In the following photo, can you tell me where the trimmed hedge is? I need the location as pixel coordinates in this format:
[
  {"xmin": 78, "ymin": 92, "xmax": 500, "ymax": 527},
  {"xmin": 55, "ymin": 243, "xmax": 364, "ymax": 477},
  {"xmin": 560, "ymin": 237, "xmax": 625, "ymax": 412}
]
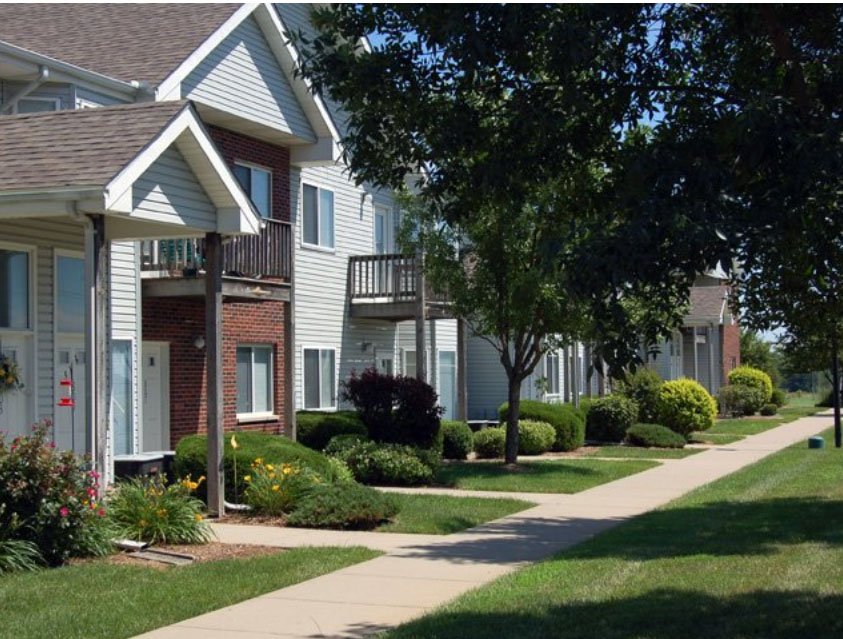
[
  {"xmin": 441, "ymin": 421, "xmax": 474, "ymax": 460},
  {"xmin": 770, "ymin": 388, "xmax": 787, "ymax": 407},
  {"xmin": 626, "ymin": 423, "xmax": 686, "ymax": 449},
  {"xmin": 657, "ymin": 378, "xmax": 717, "ymax": 436},
  {"xmin": 173, "ymin": 432, "xmax": 332, "ymax": 502},
  {"xmin": 473, "ymin": 427, "xmax": 506, "ymax": 459},
  {"xmin": 296, "ymin": 410, "xmax": 367, "ymax": 451},
  {"xmin": 728, "ymin": 366, "xmax": 773, "ymax": 403},
  {"xmin": 331, "ymin": 441, "xmax": 435, "ymax": 486},
  {"xmin": 517, "ymin": 420, "xmax": 556, "ymax": 455},
  {"xmin": 287, "ymin": 483, "xmax": 399, "ymax": 530},
  {"xmin": 324, "ymin": 433, "xmax": 369, "ymax": 456},
  {"xmin": 498, "ymin": 400, "xmax": 585, "ymax": 451},
  {"xmin": 616, "ymin": 368, "xmax": 663, "ymax": 423},
  {"xmin": 719, "ymin": 384, "xmax": 767, "ymax": 416},
  {"xmin": 760, "ymin": 403, "xmax": 778, "ymax": 416},
  {"xmin": 585, "ymin": 395, "xmax": 639, "ymax": 443}
]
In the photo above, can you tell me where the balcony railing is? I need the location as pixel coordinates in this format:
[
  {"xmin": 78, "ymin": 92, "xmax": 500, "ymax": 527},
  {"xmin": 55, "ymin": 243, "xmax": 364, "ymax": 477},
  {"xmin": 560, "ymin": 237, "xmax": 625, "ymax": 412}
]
[
  {"xmin": 348, "ymin": 253, "xmax": 447, "ymax": 303},
  {"xmin": 141, "ymin": 219, "xmax": 292, "ymax": 281}
]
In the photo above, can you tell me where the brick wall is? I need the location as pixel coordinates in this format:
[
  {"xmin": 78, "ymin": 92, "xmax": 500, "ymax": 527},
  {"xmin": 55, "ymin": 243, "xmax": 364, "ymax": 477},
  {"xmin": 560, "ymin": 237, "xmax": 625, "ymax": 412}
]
[{"xmin": 721, "ymin": 322, "xmax": 741, "ymax": 383}]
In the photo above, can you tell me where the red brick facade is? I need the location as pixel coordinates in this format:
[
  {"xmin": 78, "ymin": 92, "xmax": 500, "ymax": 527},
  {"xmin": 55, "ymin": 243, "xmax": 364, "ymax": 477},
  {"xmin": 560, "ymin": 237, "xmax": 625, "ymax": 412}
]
[
  {"xmin": 141, "ymin": 126, "xmax": 291, "ymax": 448},
  {"xmin": 721, "ymin": 322, "xmax": 741, "ymax": 383}
]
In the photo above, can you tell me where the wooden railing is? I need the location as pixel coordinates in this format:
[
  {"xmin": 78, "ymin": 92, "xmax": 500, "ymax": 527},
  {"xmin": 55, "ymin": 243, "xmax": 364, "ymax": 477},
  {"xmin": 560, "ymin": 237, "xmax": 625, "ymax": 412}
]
[
  {"xmin": 348, "ymin": 253, "xmax": 447, "ymax": 303},
  {"xmin": 140, "ymin": 219, "xmax": 292, "ymax": 281}
]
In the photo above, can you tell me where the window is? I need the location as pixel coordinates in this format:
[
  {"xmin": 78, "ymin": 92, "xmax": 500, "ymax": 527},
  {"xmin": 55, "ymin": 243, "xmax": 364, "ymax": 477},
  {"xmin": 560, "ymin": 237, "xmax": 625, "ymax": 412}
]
[
  {"xmin": 14, "ymin": 97, "xmax": 60, "ymax": 114},
  {"xmin": 545, "ymin": 352, "xmax": 560, "ymax": 395},
  {"xmin": 56, "ymin": 255, "xmax": 84, "ymax": 333},
  {"xmin": 404, "ymin": 351, "xmax": 416, "ymax": 378},
  {"xmin": 0, "ymin": 248, "xmax": 29, "ymax": 330},
  {"xmin": 233, "ymin": 163, "xmax": 272, "ymax": 218},
  {"xmin": 111, "ymin": 340, "xmax": 134, "ymax": 455},
  {"xmin": 303, "ymin": 348, "xmax": 335, "ymax": 409},
  {"xmin": 236, "ymin": 345, "xmax": 273, "ymax": 415},
  {"xmin": 302, "ymin": 184, "xmax": 334, "ymax": 248}
]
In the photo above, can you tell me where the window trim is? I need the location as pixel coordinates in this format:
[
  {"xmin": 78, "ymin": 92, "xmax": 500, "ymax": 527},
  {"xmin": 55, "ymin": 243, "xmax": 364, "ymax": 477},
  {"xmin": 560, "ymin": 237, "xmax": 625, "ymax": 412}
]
[
  {"xmin": 0, "ymin": 241, "xmax": 35, "ymax": 334},
  {"xmin": 233, "ymin": 161, "xmax": 273, "ymax": 219},
  {"xmin": 301, "ymin": 345, "xmax": 337, "ymax": 411},
  {"xmin": 235, "ymin": 344, "xmax": 275, "ymax": 420},
  {"xmin": 300, "ymin": 183, "xmax": 335, "ymax": 252}
]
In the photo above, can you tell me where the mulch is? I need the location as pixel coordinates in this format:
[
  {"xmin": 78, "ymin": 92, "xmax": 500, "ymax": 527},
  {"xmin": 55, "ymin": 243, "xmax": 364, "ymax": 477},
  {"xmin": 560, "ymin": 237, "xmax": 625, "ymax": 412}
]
[{"xmin": 70, "ymin": 542, "xmax": 284, "ymax": 570}]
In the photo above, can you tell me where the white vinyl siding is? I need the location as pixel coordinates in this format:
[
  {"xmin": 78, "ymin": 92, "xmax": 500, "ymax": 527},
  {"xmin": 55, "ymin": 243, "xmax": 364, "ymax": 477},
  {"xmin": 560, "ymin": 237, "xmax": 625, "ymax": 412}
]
[{"xmin": 183, "ymin": 15, "xmax": 314, "ymax": 141}]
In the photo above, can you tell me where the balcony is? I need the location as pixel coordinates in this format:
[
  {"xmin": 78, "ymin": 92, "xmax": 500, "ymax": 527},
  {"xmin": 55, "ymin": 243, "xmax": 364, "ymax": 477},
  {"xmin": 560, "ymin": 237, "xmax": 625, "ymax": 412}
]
[
  {"xmin": 347, "ymin": 253, "xmax": 451, "ymax": 320},
  {"xmin": 140, "ymin": 219, "xmax": 291, "ymax": 302}
]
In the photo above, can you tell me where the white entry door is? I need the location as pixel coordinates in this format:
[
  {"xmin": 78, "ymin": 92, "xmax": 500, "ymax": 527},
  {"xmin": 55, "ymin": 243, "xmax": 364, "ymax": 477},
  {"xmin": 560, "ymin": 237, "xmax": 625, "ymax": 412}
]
[
  {"xmin": 54, "ymin": 340, "xmax": 86, "ymax": 455},
  {"xmin": 142, "ymin": 342, "xmax": 169, "ymax": 452}
]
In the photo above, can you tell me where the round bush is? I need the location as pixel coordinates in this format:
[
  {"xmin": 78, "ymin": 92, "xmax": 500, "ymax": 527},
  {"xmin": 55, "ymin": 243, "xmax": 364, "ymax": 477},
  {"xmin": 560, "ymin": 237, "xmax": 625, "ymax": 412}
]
[
  {"xmin": 473, "ymin": 427, "xmax": 506, "ymax": 459},
  {"xmin": 332, "ymin": 441, "xmax": 434, "ymax": 486},
  {"xmin": 517, "ymin": 420, "xmax": 556, "ymax": 455},
  {"xmin": 287, "ymin": 483, "xmax": 399, "ymax": 530},
  {"xmin": 760, "ymin": 403, "xmax": 778, "ymax": 416},
  {"xmin": 728, "ymin": 366, "xmax": 773, "ymax": 403},
  {"xmin": 296, "ymin": 411, "xmax": 367, "ymax": 451},
  {"xmin": 324, "ymin": 433, "xmax": 369, "ymax": 456},
  {"xmin": 626, "ymin": 423, "xmax": 686, "ymax": 449},
  {"xmin": 585, "ymin": 395, "xmax": 639, "ymax": 443},
  {"xmin": 657, "ymin": 378, "xmax": 717, "ymax": 436},
  {"xmin": 616, "ymin": 368, "xmax": 663, "ymax": 423},
  {"xmin": 441, "ymin": 421, "xmax": 474, "ymax": 460},
  {"xmin": 770, "ymin": 388, "xmax": 787, "ymax": 407},
  {"xmin": 498, "ymin": 399, "xmax": 585, "ymax": 451},
  {"xmin": 718, "ymin": 384, "xmax": 767, "ymax": 416}
]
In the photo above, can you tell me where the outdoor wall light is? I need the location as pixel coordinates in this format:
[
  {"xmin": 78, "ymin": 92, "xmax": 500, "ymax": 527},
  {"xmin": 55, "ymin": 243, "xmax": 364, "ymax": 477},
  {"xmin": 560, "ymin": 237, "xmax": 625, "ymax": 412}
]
[{"xmin": 193, "ymin": 335, "xmax": 206, "ymax": 350}]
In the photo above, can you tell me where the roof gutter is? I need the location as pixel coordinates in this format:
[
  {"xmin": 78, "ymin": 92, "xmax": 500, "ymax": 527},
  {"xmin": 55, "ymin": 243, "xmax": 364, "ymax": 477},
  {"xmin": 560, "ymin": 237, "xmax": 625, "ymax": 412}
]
[{"xmin": 0, "ymin": 64, "xmax": 49, "ymax": 113}]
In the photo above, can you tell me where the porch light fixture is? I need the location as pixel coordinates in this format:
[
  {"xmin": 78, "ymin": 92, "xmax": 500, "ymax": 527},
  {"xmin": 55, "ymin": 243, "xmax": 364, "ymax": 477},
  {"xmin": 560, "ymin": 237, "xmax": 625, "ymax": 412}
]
[{"xmin": 193, "ymin": 335, "xmax": 206, "ymax": 350}]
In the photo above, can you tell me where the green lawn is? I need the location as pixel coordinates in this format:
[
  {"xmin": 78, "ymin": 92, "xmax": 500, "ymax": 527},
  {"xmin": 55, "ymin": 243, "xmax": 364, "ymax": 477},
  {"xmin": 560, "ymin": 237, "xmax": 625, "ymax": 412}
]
[
  {"xmin": 0, "ymin": 546, "xmax": 379, "ymax": 639},
  {"xmin": 706, "ymin": 404, "xmax": 820, "ymax": 436},
  {"xmin": 435, "ymin": 459, "xmax": 658, "ymax": 494},
  {"xmin": 583, "ymin": 446, "xmax": 703, "ymax": 459},
  {"xmin": 688, "ymin": 432, "xmax": 745, "ymax": 445},
  {"xmin": 385, "ymin": 429, "xmax": 843, "ymax": 639},
  {"xmin": 377, "ymin": 493, "xmax": 534, "ymax": 534}
]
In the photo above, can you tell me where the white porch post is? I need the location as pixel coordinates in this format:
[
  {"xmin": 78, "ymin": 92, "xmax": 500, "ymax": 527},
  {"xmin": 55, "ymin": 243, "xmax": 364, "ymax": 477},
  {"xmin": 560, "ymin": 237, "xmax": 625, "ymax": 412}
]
[
  {"xmin": 707, "ymin": 324, "xmax": 716, "ymax": 393},
  {"xmin": 84, "ymin": 214, "xmax": 108, "ymax": 483},
  {"xmin": 205, "ymin": 232, "xmax": 225, "ymax": 516},
  {"xmin": 571, "ymin": 342, "xmax": 580, "ymax": 408},
  {"xmin": 457, "ymin": 318, "xmax": 468, "ymax": 421},
  {"xmin": 693, "ymin": 328, "xmax": 699, "ymax": 382}
]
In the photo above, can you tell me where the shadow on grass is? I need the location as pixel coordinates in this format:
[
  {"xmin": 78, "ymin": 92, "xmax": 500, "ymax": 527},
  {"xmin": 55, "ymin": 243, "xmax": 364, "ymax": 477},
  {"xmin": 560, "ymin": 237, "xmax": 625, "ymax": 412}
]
[
  {"xmin": 436, "ymin": 461, "xmax": 604, "ymax": 487},
  {"xmin": 374, "ymin": 589, "xmax": 843, "ymax": 639}
]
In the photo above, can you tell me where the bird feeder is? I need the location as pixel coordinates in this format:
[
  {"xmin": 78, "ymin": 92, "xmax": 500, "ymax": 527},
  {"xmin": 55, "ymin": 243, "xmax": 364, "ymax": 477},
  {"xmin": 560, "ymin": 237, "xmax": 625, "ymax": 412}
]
[{"xmin": 58, "ymin": 376, "xmax": 75, "ymax": 408}]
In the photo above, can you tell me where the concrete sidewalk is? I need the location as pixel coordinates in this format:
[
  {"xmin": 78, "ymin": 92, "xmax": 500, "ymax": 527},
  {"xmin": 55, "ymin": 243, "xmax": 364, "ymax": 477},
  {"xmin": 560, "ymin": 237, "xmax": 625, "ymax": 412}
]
[{"xmin": 135, "ymin": 412, "xmax": 832, "ymax": 639}]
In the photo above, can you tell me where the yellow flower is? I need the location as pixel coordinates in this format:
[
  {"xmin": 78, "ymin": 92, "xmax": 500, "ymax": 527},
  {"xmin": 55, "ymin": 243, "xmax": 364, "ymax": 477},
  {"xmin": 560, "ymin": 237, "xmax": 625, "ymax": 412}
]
[
  {"xmin": 230, "ymin": 434, "xmax": 239, "ymax": 449},
  {"xmin": 254, "ymin": 457, "xmax": 263, "ymax": 466},
  {"xmin": 194, "ymin": 514, "xmax": 204, "ymax": 522},
  {"xmin": 244, "ymin": 475, "xmax": 251, "ymax": 483},
  {"xmin": 268, "ymin": 472, "xmax": 276, "ymax": 479},
  {"xmin": 282, "ymin": 466, "xmax": 292, "ymax": 475},
  {"xmin": 271, "ymin": 485, "xmax": 280, "ymax": 492},
  {"xmin": 139, "ymin": 519, "xmax": 147, "ymax": 528},
  {"xmin": 156, "ymin": 508, "xmax": 167, "ymax": 518},
  {"xmin": 265, "ymin": 464, "xmax": 274, "ymax": 472}
]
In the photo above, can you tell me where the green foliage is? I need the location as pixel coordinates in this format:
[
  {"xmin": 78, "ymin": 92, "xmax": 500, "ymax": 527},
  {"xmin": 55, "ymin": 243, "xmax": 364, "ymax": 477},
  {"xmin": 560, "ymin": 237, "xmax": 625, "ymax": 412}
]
[
  {"xmin": 657, "ymin": 379, "xmax": 717, "ymax": 436},
  {"xmin": 586, "ymin": 395, "xmax": 639, "ymax": 443},
  {"xmin": 295, "ymin": 411, "xmax": 367, "ymax": 451},
  {"xmin": 173, "ymin": 432, "xmax": 331, "ymax": 503},
  {"xmin": 321, "ymin": 456, "xmax": 356, "ymax": 485},
  {"xmin": 286, "ymin": 483, "xmax": 399, "ymax": 530},
  {"xmin": 517, "ymin": 420, "xmax": 556, "ymax": 455},
  {"xmin": 499, "ymin": 400, "xmax": 585, "ymax": 452},
  {"xmin": 331, "ymin": 441, "xmax": 434, "ymax": 486},
  {"xmin": 0, "ymin": 539, "xmax": 42, "ymax": 573},
  {"xmin": 739, "ymin": 331, "xmax": 782, "ymax": 387},
  {"xmin": 441, "ymin": 421, "xmax": 474, "ymax": 460},
  {"xmin": 719, "ymin": 384, "xmax": 768, "ymax": 417},
  {"xmin": 242, "ymin": 459, "xmax": 321, "ymax": 516},
  {"xmin": 760, "ymin": 403, "xmax": 778, "ymax": 417},
  {"xmin": 615, "ymin": 368, "xmax": 663, "ymax": 423},
  {"xmin": 324, "ymin": 433, "xmax": 369, "ymax": 456},
  {"xmin": 728, "ymin": 366, "xmax": 774, "ymax": 403},
  {"xmin": 0, "ymin": 420, "xmax": 110, "ymax": 566},
  {"xmin": 577, "ymin": 398, "xmax": 593, "ymax": 423},
  {"xmin": 107, "ymin": 475, "xmax": 211, "ymax": 545},
  {"xmin": 473, "ymin": 428, "xmax": 506, "ymax": 459},
  {"xmin": 770, "ymin": 388, "xmax": 787, "ymax": 407},
  {"xmin": 625, "ymin": 423, "xmax": 686, "ymax": 449}
]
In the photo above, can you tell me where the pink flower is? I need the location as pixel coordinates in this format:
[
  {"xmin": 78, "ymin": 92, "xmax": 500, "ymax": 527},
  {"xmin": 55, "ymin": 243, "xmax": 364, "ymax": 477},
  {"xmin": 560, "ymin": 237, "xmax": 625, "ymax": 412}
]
[
  {"xmin": 97, "ymin": 508, "xmax": 106, "ymax": 517},
  {"xmin": 59, "ymin": 506, "xmax": 69, "ymax": 518},
  {"xmin": 86, "ymin": 487, "xmax": 96, "ymax": 497}
]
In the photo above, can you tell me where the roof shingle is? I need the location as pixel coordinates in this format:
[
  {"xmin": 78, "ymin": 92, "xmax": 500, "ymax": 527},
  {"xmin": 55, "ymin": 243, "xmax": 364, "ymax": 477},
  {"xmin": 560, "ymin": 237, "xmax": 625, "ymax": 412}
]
[
  {"xmin": 0, "ymin": 100, "xmax": 188, "ymax": 192},
  {"xmin": 687, "ymin": 285, "xmax": 729, "ymax": 322},
  {"xmin": 0, "ymin": 3, "xmax": 241, "ymax": 85}
]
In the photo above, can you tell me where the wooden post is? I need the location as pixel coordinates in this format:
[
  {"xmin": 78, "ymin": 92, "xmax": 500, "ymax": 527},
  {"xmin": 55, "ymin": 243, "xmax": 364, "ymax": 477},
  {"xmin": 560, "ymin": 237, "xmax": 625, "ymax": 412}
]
[
  {"xmin": 584, "ymin": 344, "xmax": 593, "ymax": 398},
  {"xmin": 833, "ymin": 338, "xmax": 841, "ymax": 449},
  {"xmin": 205, "ymin": 232, "xmax": 225, "ymax": 516},
  {"xmin": 414, "ymin": 252, "xmax": 427, "ymax": 382},
  {"xmin": 457, "ymin": 318, "xmax": 468, "ymax": 421},
  {"xmin": 563, "ymin": 346, "xmax": 572, "ymax": 403},
  {"xmin": 285, "ymin": 231, "xmax": 296, "ymax": 441},
  {"xmin": 571, "ymin": 342, "xmax": 580, "ymax": 408}
]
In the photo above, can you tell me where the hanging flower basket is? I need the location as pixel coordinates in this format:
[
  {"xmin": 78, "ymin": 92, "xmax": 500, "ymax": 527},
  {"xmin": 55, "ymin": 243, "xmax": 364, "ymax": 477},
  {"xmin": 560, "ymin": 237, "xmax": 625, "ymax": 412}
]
[{"xmin": 0, "ymin": 351, "xmax": 24, "ymax": 414}]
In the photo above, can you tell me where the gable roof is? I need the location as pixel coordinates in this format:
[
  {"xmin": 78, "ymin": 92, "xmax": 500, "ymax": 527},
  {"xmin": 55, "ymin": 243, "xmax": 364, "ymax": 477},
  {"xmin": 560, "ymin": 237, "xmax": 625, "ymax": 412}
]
[
  {"xmin": 686, "ymin": 285, "xmax": 730, "ymax": 325},
  {"xmin": 0, "ymin": 3, "xmax": 241, "ymax": 86}
]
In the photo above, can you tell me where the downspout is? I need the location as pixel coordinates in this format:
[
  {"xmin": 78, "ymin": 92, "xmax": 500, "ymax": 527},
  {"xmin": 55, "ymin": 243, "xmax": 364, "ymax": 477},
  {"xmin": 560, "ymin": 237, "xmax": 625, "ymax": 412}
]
[{"xmin": 0, "ymin": 65, "xmax": 49, "ymax": 113}]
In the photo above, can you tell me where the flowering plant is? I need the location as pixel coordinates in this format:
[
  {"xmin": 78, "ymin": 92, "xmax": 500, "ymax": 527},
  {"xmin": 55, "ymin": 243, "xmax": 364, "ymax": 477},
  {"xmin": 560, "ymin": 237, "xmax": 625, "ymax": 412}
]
[{"xmin": 243, "ymin": 458, "xmax": 320, "ymax": 515}]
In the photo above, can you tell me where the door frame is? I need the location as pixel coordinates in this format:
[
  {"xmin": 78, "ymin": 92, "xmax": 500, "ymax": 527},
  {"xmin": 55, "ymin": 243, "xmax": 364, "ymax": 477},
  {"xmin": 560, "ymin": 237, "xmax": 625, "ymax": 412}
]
[{"xmin": 141, "ymin": 340, "xmax": 170, "ymax": 451}]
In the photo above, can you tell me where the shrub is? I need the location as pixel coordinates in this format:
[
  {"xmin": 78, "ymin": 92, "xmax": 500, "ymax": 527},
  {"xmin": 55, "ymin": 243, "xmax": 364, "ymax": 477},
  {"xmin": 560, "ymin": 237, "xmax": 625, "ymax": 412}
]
[
  {"xmin": 616, "ymin": 368, "xmax": 663, "ymax": 423},
  {"xmin": 0, "ymin": 420, "xmax": 111, "ymax": 566},
  {"xmin": 473, "ymin": 427, "xmax": 506, "ymax": 459},
  {"xmin": 108, "ymin": 475, "xmax": 211, "ymax": 544},
  {"xmin": 324, "ymin": 433, "xmax": 369, "ymax": 456},
  {"xmin": 760, "ymin": 403, "xmax": 778, "ymax": 416},
  {"xmin": 243, "ymin": 459, "xmax": 321, "ymax": 516},
  {"xmin": 577, "ymin": 398, "xmax": 593, "ymax": 423},
  {"xmin": 770, "ymin": 388, "xmax": 787, "ymax": 407},
  {"xmin": 295, "ymin": 411, "xmax": 367, "ymax": 451},
  {"xmin": 657, "ymin": 378, "xmax": 717, "ymax": 436},
  {"xmin": 719, "ymin": 384, "xmax": 767, "ymax": 416},
  {"xmin": 728, "ymin": 366, "xmax": 773, "ymax": 403},
  {"xmin": 0, "ymin": 539, "xmax": 42, "ymax": 573},
  {"xmin": 321, "ymin": 456, "xmax": 356, "ymax": 484},
  {"xmin": 287, "ymin": 483, "xmax": 399, "ymax": 530},
  {"xmin": 517, "ymin": 420, "xmax": 556, "ymax": 455},
  {"xmin": 626, "ymin": 423, "xmax": 686, "ymax": 449},
  {"xmin": 441, "ymin": 421, "xmax": 474, "ymax": 460},
  {"xmin": 498, "ymin": 400, "xmax": 585, "ymax": 451},
  {"xmin": 586, "ymin": 395, "xmax": 639, "ymax": 442},
  {"xmin": 342, "ymin": 368, "xmax": 443, "ymax": 449},
  {"xmin": 174, "ymin": 432, "xmax": 332, "ymax": 503},
  {"xmin": 333, "ymin": 441, "xmax": 434, "ymax": 486}
]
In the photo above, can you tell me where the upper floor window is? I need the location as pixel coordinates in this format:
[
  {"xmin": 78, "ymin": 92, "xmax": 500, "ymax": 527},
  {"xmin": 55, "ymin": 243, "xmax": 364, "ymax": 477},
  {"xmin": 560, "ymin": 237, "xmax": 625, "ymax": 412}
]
[
  {"xmin": 302, "ymin": 184, "xmax": 334, "ymax": 249},
  {"xmin": 13, "ymin": 97, "xmax": 60, "ymax": 114},
  {"xmin": 0, "ymin": 248, "xmax": 30, "ymax": 330},
  {"xmin": 545, "ymin": 351, "xmax": 560, "ymax": 395},
  {"xmin": 233, "ymin": 163, "xmax": 272, "ymax": 218}
]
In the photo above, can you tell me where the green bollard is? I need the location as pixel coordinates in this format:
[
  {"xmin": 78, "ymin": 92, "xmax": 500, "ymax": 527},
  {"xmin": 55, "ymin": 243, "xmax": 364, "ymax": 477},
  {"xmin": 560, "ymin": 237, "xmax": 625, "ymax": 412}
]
[{"xmin": 808, "ymin": 436, "xmax": 825, "ymax": 449}]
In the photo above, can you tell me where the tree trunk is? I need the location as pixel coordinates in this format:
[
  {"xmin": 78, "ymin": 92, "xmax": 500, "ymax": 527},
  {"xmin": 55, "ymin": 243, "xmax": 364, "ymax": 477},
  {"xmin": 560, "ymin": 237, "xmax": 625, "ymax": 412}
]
[
  {"xmin": 505, "ymin": 377, "xmax": 521, "ymax": 465},
  {"xmin": 833, "ymin": 339, "xmax": 841, "ymax": 448}
]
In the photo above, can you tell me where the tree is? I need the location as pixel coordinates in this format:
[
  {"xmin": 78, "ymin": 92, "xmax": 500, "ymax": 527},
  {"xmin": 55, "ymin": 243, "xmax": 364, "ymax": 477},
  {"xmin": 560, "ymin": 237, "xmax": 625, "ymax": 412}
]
[{"xmin": 739, "ymin": 331, "xmax": 782, "ymax": 388}]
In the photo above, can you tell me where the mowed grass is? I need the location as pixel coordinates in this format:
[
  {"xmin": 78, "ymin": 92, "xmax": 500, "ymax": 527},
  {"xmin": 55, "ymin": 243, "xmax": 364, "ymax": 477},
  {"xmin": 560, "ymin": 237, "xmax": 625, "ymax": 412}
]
[
  {"xmin": 435, "ymin": 459, "xmax": 658, "ymax": 494},
  {"xmin": 584, "ymin": 446, "xmax": 703, "ymax": 460},
  {"xmin": 385, "ymin": 429, "xmax": 843, "ymax": 639},
  {"xmin": 706, "ymin": 404, "xmax": 820, "ymax": 437},
  {"xmin": 688, "ymin": 432, "xmax": 745, "ymax": 445},
  {"xmin": 376, "ymin": 493, "xmax": 534, "ymax": 535},
  {"xmin": 0, "ymin": 546, "xmax": 379, "ymax": 639}
]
